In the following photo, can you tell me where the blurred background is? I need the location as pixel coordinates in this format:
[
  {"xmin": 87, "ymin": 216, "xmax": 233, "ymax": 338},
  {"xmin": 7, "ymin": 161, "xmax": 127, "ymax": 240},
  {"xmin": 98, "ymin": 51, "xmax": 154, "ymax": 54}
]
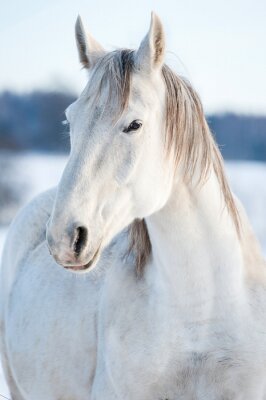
[{"xmin": 0, "ymin": 0, "xmax": 265, "ymax": 394}]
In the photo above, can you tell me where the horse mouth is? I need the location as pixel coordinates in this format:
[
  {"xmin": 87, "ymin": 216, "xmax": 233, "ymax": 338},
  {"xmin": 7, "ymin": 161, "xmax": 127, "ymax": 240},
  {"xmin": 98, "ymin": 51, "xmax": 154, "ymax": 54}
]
[{"xmin": 63, "ymin": 245, "xmax": 101, "ymax": 272}]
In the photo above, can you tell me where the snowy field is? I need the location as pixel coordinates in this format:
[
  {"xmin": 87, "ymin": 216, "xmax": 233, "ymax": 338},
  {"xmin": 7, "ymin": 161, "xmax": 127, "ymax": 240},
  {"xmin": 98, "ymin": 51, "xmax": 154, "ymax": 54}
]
[{"xmin": 0, "ymin": 153, "xmax": 266, "ymax": 396}]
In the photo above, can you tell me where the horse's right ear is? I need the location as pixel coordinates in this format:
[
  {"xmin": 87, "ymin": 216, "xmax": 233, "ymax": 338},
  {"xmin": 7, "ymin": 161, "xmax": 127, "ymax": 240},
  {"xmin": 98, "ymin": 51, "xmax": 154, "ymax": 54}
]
[{"xmin": 75, "ymin": 16, "xmax": 105, "ymax": 69}]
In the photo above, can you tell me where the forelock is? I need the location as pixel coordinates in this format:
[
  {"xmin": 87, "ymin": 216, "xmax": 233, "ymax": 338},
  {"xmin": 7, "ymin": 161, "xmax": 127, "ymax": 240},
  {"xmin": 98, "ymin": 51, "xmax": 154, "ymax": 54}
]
[{"xmin": 85, "ymin": 49, "xmax": 135, "ymax": 120}]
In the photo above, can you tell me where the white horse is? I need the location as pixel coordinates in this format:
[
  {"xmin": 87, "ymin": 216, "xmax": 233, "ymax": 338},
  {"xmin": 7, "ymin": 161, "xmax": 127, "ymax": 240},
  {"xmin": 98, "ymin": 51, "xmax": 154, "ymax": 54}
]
[{"xmin": 1, "ymin": 12, "xmax": 266, "ymax": 400}]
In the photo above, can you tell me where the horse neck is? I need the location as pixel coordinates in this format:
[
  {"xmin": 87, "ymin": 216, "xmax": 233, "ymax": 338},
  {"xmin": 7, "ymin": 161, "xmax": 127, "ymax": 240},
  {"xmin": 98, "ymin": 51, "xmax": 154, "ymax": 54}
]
[{"xmin": 144, "ymin": 169, "xmax": 245, "ymax": 313}]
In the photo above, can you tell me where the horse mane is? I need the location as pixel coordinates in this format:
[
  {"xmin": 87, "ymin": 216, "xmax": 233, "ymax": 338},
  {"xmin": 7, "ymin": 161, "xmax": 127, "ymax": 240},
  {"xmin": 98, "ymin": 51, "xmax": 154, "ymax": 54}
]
[{"xmin": 89, "ymin": 49, "xmax": 240, "ymax": 276}]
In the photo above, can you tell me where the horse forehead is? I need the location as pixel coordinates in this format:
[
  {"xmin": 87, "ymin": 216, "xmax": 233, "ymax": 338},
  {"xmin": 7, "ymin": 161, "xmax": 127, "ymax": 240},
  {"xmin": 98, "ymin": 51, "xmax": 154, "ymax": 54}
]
[
  {"xmin": 131, "ymin": 73, "xmax": 165, "ymax": 107},
  {"xmin": 68, "ymin": 97, "xmax": 108, "ymax": 131},
  {"xmin": 68, "ymin": 72, "xmax": 161, "ymax": 127}
]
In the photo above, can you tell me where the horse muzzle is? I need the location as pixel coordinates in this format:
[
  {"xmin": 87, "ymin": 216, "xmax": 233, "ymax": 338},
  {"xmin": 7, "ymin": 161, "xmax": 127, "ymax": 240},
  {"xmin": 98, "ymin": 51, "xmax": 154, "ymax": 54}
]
[{"xmin": 46, "ymin": 220, "xmax": 102, "ymax": 272}]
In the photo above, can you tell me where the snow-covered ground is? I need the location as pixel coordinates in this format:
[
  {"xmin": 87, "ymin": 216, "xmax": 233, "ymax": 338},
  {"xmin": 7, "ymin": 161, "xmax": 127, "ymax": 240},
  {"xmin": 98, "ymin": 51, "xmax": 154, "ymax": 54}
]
[
  {"xmin": 226, "ymin": 161, "xmax": 266, "ymax": 254},
  {"xmin": 0, "ymin": 153, "xmax": 266, "ymax": 396}
]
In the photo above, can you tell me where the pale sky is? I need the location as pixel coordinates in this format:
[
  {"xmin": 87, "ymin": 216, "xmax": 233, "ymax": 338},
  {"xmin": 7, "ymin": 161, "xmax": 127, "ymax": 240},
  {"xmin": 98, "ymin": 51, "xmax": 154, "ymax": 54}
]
[{"xmin": 0, "ymin": 0, "xmax": 265, "ymax": 114}]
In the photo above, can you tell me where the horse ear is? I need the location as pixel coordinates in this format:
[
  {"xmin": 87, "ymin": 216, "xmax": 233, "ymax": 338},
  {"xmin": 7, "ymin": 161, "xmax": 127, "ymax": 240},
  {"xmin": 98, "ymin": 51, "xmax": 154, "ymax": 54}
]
[
  {"xmin": 135, "ymin": 12, "xmax": 165, "ymax": 73},
  {"xmin": 75, "ymin": 16, "xmax": 105, "ymax": 69}
]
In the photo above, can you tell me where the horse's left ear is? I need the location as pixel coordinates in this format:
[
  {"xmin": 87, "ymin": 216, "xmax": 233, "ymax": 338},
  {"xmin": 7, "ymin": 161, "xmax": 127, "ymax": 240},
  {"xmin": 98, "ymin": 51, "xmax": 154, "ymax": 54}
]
[
  {"xmin": 75, "ymin": 15, "xmax": 105, "ymax": 69},
  {"xmin": 135, "ymin": 12, "xmax": 165, "ymax": 73}
]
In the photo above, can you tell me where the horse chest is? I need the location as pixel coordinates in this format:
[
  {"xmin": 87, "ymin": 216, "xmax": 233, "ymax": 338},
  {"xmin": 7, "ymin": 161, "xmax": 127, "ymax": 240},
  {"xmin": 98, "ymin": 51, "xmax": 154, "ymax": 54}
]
[
  {"xmin": 96, "ymin": 327, "xmax": 265, "ymax": 399},
  {"xmin": 94, "ymin": 280, "xmax": 266, "ymax": 400}
]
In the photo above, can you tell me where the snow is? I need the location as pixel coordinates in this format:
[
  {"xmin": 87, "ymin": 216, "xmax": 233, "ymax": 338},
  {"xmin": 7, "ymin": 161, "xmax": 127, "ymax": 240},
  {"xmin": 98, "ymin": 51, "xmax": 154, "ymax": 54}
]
[
  {"xmin": 0, "ymin": 154, "xmax": 265, "ymax": 396},
  {"xmin": 226, "ymin": 161, "xmax": 266, "ymax": 254},
  {"xmin": 10, "ymin": 152, "xmax": 66, "ymax": 204}
]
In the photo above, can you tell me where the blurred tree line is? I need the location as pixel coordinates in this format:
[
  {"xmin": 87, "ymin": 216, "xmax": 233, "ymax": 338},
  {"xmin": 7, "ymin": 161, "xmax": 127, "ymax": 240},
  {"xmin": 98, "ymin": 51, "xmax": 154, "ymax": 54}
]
[
  {"xmin": 0, "ymin": 90, "xmax": 265, "ymax": 160},
  {"xmin": 0, "ymin": 91, "xmax": 75, "ymax": 152},
  {"xmin": 208, "ymin": 114, "xmax": 266, "ymax": 161}
]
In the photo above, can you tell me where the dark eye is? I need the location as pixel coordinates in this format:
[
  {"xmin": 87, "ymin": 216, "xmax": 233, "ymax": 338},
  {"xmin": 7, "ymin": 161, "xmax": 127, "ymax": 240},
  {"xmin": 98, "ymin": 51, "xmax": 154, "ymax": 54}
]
[{"xmin": 123, "ymin": 120, "xmax": 142, "ymax": 134}]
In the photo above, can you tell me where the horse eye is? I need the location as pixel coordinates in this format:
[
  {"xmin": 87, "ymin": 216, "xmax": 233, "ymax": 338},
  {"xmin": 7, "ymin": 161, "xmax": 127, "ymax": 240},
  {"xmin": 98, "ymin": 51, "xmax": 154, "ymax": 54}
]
[{"xmin": 123, "ymin": 120, "xmax": 142, "ymax": 134}]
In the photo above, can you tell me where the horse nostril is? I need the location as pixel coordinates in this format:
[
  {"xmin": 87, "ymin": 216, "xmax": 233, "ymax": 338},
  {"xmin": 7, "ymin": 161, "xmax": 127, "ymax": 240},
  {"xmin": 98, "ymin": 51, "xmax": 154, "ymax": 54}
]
[{"xmin": 73, "ymin": 226, "xmax": 88, "ymax": 256}]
